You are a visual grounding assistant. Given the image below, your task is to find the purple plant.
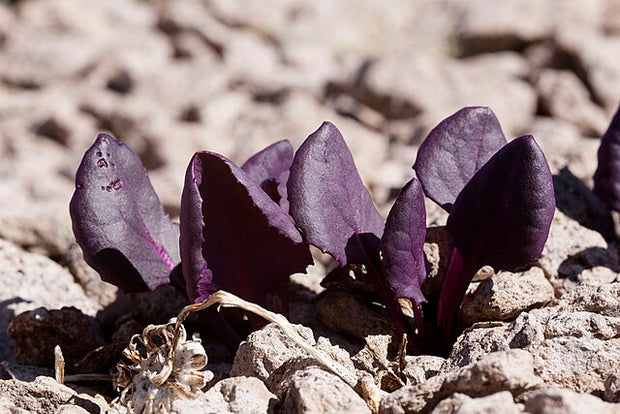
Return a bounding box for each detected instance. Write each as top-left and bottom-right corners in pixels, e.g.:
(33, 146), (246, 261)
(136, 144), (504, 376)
(70, 134), (311, 347)
(414, 107), (555, 347)
(70, 134), (180, 293)
(71, 108), (555, 354)
(593, 104), (620, 212)
(179, 150), (312, 325)
(287, 122), (427, 338)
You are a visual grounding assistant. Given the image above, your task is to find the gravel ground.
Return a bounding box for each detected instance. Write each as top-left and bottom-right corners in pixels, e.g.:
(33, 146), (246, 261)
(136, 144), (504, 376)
(0, 0), (619, 413)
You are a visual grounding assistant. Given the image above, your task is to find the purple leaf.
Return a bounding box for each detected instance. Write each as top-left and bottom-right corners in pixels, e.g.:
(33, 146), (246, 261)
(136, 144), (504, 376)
(438, 135), (555, 343)
(381, 178), (427, 307)
(287, 121), (385, 265)
(288, 122), (416, 336)
(241, 140), (294, 212)
(593, 104), (620, 212)
(413, 107), (507, 211)
(179, 151), (312, 321)
(69, 133), (179, 292)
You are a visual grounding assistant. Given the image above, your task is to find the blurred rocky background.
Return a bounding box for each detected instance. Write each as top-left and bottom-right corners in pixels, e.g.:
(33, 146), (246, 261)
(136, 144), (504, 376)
(1, 0), (619, 412)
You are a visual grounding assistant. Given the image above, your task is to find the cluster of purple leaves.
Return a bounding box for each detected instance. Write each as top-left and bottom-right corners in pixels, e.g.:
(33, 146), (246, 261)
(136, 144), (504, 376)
(70, 106), (556, 353)
(413, 108), (555, 348)
(70, 135), (312, 347)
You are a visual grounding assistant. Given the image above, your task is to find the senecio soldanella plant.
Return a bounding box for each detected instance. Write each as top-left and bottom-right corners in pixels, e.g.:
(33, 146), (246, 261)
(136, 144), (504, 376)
(70, 106), (555, 355)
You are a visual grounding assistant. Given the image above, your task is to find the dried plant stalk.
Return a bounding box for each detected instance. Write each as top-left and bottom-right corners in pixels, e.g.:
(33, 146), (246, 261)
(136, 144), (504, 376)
(54, 345), (65, 384)
(154, 290), (359, 389)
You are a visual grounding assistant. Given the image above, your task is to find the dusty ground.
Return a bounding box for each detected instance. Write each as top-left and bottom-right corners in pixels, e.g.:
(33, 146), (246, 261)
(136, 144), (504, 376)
(0, 0), (619, 413)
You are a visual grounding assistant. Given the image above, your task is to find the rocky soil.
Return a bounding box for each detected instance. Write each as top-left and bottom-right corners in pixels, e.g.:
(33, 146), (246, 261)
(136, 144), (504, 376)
(1, 0), (619, 413)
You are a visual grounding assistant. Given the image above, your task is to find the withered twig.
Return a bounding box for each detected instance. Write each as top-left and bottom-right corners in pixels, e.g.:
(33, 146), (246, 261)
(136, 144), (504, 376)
(151, 290), (358, 389)
(54, 345), (65, 384)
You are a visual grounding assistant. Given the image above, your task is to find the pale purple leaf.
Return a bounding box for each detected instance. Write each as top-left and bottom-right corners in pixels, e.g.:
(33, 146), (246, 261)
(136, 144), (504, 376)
(381, 178), (427, 306)
(69, 133), (179, 292)
(438, 135), (555, 342)
(413, 107), (507, 211)
(179, 151), (312, 320)
(287, 121), (384, 265)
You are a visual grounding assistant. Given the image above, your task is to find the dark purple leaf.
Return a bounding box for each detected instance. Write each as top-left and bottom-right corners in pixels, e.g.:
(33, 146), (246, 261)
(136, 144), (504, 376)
(287, 121), (384, 265)
(381, 178), (427, 307)
(438, 135), (555, 343)
(288, 122), (416, 336)
(241, 140), (294, 212)
(179, 151), (312, 321)
(593, 104), (620, 212)
(69, 133), (179, 292)
(413, 107), (507, 211)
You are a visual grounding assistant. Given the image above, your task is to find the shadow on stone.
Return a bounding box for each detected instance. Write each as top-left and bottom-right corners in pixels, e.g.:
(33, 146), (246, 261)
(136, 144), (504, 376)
(553, 167), (616, 241)
(557, 246), (620, 281)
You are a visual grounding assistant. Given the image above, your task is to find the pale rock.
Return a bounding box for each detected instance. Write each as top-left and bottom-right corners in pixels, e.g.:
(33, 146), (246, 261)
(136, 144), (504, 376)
(372, 159), (415, 210)
(315, 289), (395, 339)
(231, 323), (317, 381)
(0, 186), (74, 257)
(441, 350), (542, 398)
(402, 355), (445, 387)
(539, 210), (618, 296)
(454, 0), (551, 55)
(603, 0), (620, 33)
(207, 0), (301, 44)
(431, 391), (521, 414)
(314, 336), (358, 373)
(536, 69), (609, 136)
(447, 301), (620, 396)
(0, 376), (104, 414)
(381, 350), (541, 413)
(223, 31), (286, 93)
(0, 4), (13, 32)
(173, 376), (278, 414)
(18, 0), (156, 34)
(0, 239), (98, 362)
(277, 366), (371, 414)
(460, 267), (554, 325)
(543, 311), (620, 340)
(446, 318), (528, 370)
(351, 336), (442, 389)
(559, 283), (620, 317)
(555, 29), (620, 113)
(524, 388), (620, 414)
(454, 0), (607, 56)
(0, 29), (102, 87)
(210, 0), (453, 59)
(379, 375), (445, 414)
(529, 117), (594, 176)
(232, 323), (361, 413)
(0, 142), (76, 256)
(351, 334), (393, 378)
(461, 52), (530, 79)
(156, 0), (232, 49)
(346, 53), (536, 139)
(530, 337), (620, 394)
